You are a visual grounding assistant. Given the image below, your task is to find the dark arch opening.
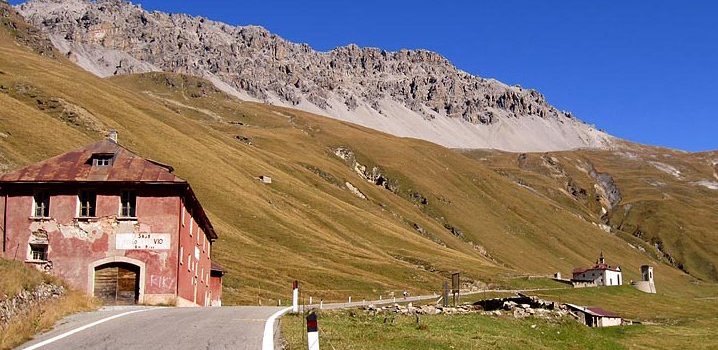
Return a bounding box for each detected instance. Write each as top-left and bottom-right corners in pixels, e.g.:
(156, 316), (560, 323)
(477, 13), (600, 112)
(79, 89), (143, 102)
(94, 262), (140, 305)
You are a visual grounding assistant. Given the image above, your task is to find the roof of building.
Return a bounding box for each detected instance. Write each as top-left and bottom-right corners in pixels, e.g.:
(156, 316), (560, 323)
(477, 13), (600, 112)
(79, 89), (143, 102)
(572, 263), (621, 275)
(565, 304), (621, 318)
(211, 262), (225, 273)
(0, 138), (218, 240)
(0, 139), (184, 183)
(210, 262), (225, 276)
(586, 307), (621, 318)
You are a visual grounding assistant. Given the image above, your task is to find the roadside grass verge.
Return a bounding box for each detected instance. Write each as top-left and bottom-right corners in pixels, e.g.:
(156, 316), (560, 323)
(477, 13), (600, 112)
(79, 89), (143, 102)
(281, 310), (630, 350)
(0, 259), (96, 350)
(0, 259), (49, 299)
(0, 290), (95, 350)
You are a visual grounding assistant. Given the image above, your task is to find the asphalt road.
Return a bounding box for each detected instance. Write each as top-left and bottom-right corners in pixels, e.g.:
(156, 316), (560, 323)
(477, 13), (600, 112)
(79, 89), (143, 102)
(16, 288), (568, 350)
(17, 306), (286, 350)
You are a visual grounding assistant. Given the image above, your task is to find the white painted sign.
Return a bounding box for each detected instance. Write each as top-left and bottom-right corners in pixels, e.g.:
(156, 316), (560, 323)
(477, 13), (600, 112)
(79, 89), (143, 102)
(116, 233), (171, 250)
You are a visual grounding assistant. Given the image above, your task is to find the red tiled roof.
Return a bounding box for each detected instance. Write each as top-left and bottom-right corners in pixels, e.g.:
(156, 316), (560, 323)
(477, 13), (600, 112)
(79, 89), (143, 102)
(586, 307), (621, 318)
(572, 263), (620, 275)
(0, 139), (185, 183)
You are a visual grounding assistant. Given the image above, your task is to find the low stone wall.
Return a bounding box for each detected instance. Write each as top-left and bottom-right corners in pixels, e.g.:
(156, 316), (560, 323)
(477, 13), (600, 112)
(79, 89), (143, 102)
(0, 283), (65, 326)
(362, 295), (570, 320)
(571, 281), (597, 288)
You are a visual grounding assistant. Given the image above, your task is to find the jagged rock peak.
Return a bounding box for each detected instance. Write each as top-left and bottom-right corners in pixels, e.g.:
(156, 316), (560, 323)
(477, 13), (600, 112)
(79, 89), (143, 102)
(16, 0), (614, 151)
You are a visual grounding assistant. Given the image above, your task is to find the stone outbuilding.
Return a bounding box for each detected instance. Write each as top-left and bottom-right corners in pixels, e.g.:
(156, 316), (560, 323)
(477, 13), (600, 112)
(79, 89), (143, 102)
(0, 136), (222, 307)
(565, 304), (623, 327)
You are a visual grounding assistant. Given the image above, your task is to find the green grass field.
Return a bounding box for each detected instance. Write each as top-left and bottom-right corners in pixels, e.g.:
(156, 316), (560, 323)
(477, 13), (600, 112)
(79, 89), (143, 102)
(281, 310), (633, 350)
(281, 283), (718, 349)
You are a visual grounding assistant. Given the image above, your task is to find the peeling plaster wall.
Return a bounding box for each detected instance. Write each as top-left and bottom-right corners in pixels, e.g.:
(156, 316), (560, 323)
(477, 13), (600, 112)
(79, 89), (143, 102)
(1, 185), (208, 304)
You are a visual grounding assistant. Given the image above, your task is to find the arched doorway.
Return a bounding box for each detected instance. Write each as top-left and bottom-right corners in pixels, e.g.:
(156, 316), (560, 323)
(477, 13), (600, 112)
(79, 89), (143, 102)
(94, 262), (140, 305)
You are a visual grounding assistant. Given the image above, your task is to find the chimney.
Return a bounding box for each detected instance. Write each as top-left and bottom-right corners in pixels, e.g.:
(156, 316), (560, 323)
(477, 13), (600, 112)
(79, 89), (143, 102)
(108, 130), (118, 143)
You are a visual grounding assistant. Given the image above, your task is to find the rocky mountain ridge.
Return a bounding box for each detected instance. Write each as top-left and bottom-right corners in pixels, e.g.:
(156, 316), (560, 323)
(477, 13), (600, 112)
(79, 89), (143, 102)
(16, 0), (614, 151)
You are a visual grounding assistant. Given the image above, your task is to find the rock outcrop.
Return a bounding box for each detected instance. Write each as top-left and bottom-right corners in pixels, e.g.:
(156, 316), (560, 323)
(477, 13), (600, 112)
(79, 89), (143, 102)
(0, 283), (65, 326)
(17, 0), (614, 152)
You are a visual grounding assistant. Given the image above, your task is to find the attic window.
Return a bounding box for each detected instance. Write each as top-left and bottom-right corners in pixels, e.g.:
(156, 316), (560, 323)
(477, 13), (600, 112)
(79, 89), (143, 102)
(91, 153), (114, 167)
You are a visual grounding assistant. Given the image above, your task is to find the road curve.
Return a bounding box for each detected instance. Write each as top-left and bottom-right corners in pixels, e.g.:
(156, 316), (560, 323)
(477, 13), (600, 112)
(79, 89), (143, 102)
(17, 306), (285, 350)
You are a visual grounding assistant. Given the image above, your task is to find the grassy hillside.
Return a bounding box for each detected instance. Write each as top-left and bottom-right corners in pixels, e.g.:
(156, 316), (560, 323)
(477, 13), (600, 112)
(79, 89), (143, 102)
(0, 6), (713, 310)
(464, 146), (718, 283)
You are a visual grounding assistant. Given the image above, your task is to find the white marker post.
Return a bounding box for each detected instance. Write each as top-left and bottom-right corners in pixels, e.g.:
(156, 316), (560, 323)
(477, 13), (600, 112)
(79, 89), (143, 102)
(292, 280), (299, 313)
(307, 312), (320, 350)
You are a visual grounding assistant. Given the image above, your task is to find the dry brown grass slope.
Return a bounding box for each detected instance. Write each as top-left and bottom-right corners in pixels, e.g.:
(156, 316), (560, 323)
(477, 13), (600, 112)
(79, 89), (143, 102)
(0, 10), (710, 307)
(465, 145), (718, 284)
(0, 259), (95, 350)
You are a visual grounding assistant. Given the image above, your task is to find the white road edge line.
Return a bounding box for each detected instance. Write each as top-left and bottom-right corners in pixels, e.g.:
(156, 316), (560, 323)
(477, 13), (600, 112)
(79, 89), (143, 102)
(262, 307), (292, 350)
(20, 308), (152, 350)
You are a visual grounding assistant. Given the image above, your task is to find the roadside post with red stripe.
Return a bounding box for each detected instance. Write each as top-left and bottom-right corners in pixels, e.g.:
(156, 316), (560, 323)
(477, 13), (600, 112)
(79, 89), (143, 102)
(307, 312), (319, 350)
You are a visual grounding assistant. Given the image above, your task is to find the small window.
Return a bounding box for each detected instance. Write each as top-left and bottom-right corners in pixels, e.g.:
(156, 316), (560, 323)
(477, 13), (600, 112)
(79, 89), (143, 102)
(180, 246), (184, 265)
(78, 191), (96, 217)
(181, 206), (186, 227)
(33, 191), (50, 218)
(91, 154), (114, 167)
(120, 191), (137, 218)
(30, 243), (48, 261)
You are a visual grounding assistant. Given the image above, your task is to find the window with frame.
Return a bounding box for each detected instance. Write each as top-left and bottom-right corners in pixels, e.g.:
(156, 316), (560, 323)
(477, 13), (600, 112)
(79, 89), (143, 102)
(33, 191), (50, 218)
(78, 191), (97, 217)
(30, 243), (48, 261)
(120, 190), (137, 218)
(91, 154), (114, 167)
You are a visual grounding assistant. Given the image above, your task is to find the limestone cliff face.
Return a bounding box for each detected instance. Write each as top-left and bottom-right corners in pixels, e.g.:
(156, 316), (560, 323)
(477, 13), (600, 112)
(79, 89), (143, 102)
(17, 0), (614, 151)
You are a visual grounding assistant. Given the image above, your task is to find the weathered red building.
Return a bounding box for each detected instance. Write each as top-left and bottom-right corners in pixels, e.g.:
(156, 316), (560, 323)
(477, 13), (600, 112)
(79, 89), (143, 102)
(0, 136), (223, 307)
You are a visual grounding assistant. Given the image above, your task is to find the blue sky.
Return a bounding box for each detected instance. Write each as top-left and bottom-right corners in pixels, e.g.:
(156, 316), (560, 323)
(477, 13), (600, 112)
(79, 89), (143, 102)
(14, 1), (717, 151)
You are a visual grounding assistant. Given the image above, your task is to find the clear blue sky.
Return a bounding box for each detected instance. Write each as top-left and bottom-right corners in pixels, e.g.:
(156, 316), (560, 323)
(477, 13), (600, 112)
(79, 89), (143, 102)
(14, 1), (717, 151)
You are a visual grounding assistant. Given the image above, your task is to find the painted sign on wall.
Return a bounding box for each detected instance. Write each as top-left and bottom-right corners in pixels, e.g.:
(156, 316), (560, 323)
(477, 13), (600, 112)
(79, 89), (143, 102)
(116, 233), (171, 250)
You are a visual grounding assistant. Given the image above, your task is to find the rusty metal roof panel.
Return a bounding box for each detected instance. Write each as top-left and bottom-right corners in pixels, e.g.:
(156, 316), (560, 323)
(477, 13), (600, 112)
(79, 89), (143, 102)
(210, 262), (225, 272)
(0, 139), (186, 184)
(586, 307), (621, 318)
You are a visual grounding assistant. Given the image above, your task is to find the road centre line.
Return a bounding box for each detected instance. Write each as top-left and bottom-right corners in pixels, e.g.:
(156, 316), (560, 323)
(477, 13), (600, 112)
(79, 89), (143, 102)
(20, 308), (153, 350)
